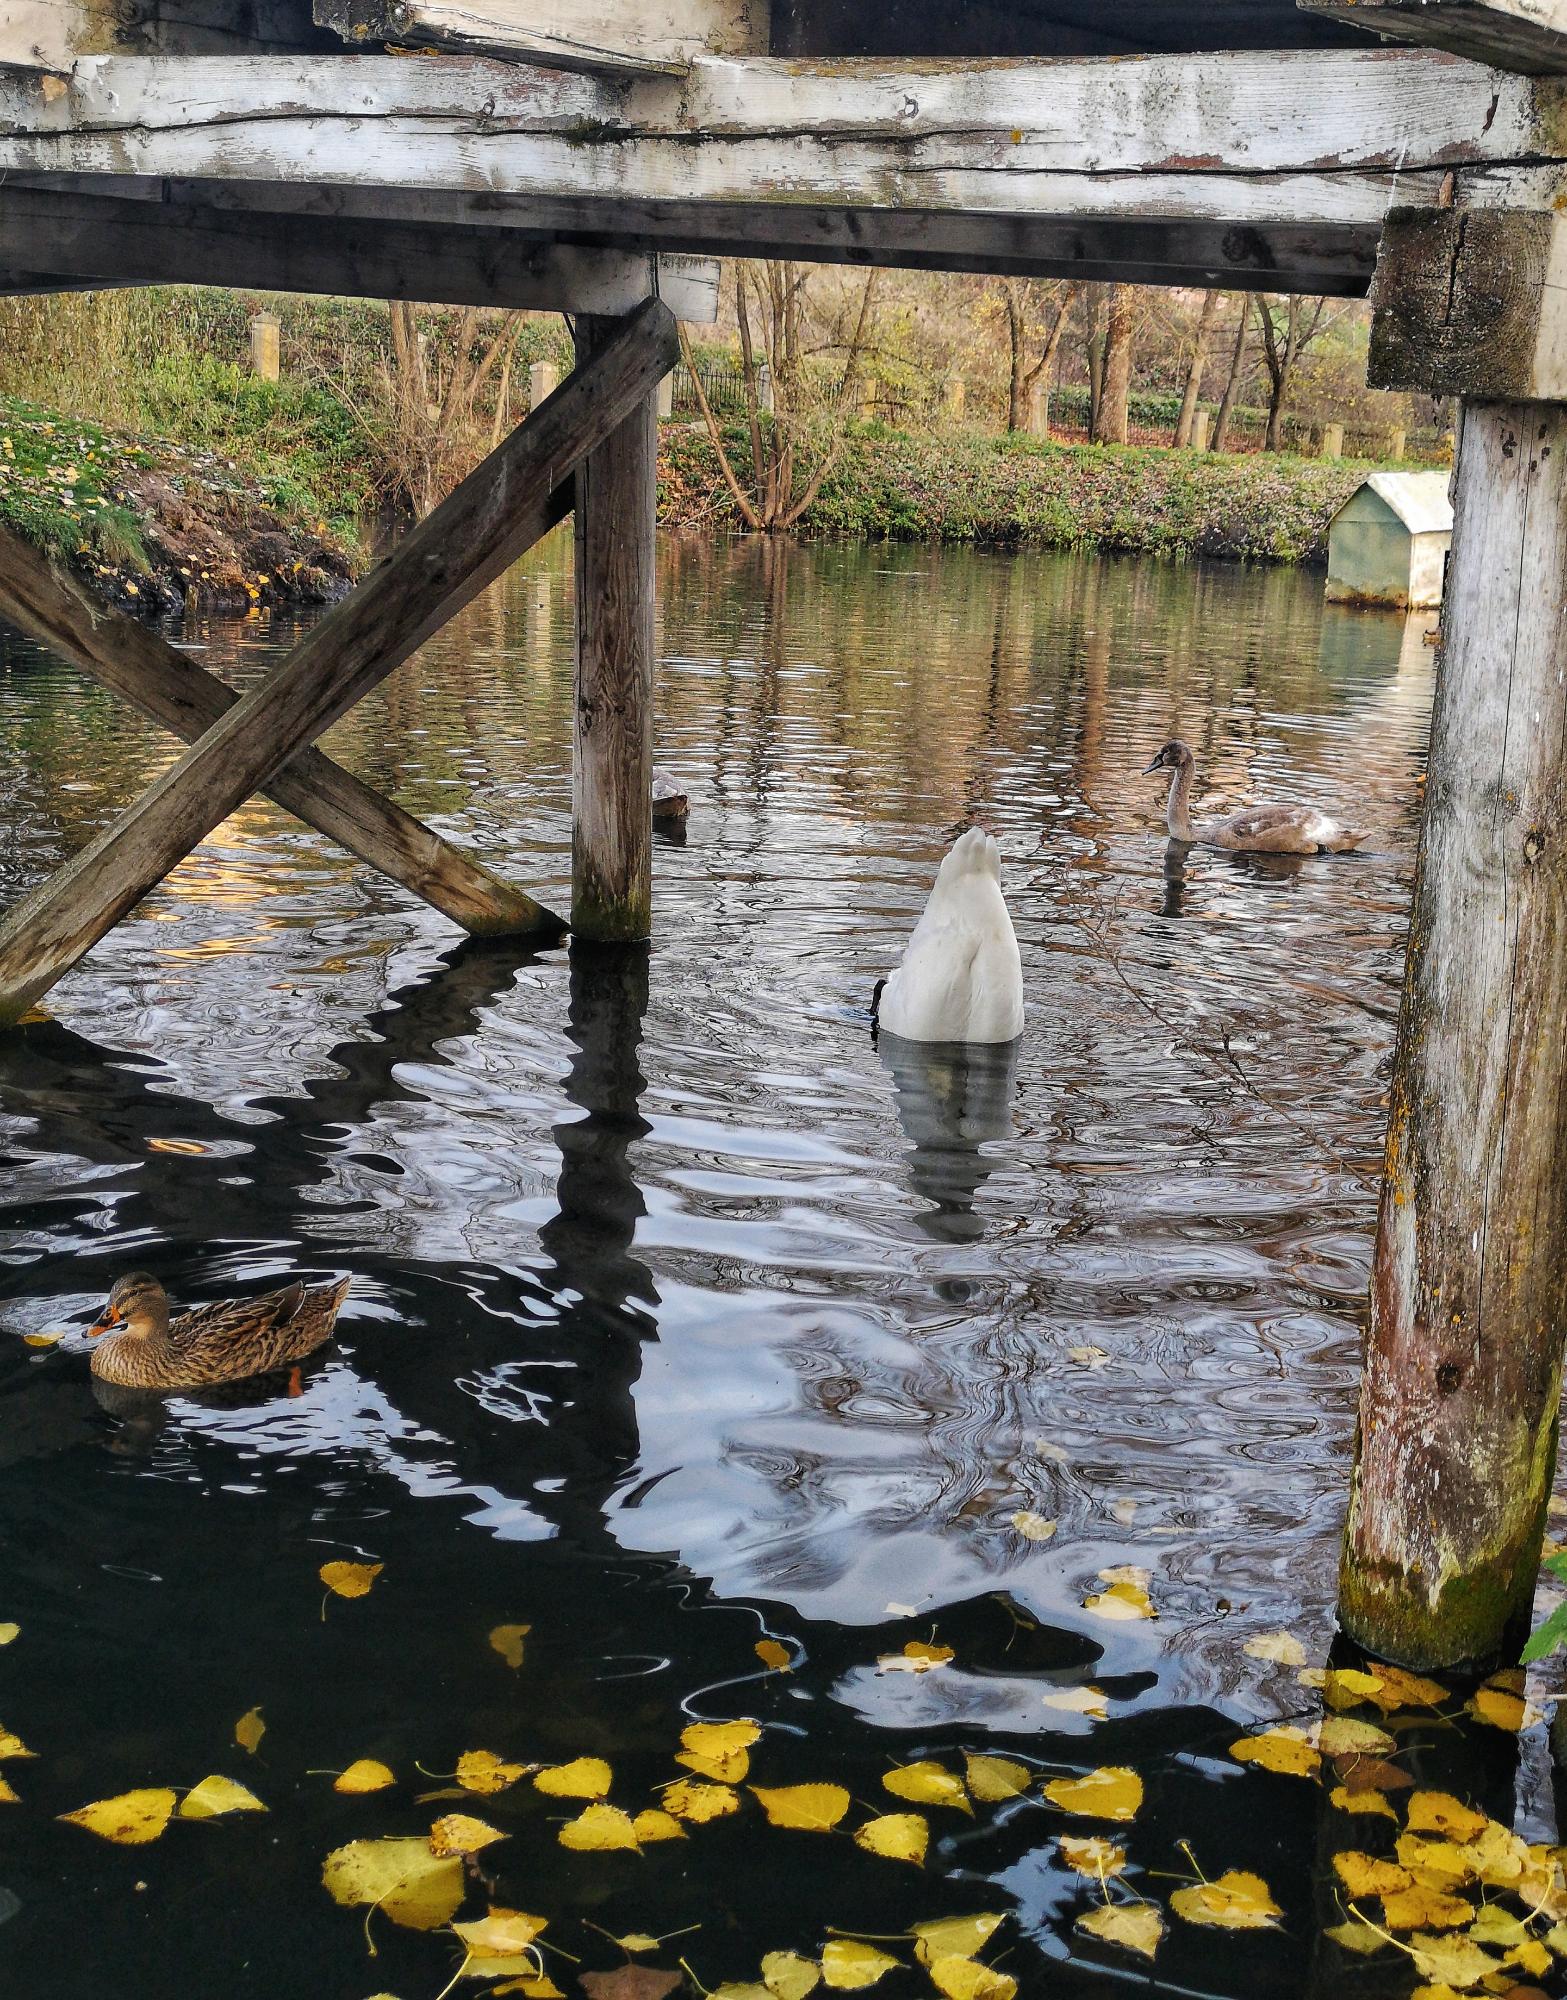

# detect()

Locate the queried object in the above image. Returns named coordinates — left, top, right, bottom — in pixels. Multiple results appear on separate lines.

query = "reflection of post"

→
left=1160, top=838, right=1187, bottom=917
left=880, top=1035, right=1017, bottom=1246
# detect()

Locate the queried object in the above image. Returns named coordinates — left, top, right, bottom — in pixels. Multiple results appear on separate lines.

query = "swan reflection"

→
left=879, top=1033, right=1018, bottom=1246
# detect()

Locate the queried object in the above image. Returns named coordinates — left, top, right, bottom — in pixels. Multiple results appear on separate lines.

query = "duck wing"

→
left=167, top=1281, right=319, bottom=1376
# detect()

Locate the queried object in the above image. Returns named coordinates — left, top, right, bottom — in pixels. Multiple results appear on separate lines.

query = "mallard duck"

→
left=873, top=828, right=1024, bottom=1044
left=652, top=768, right=689, bottom=822
left=1143, top=740, right=1367, bottom=854
left=87, top=1271, right=349, bottom=1389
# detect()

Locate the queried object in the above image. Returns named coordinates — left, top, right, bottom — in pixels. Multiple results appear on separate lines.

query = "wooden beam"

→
left=0, top=296, right=679, bottom=1024
left=314, top=0, right=765, bottom=74
left=571, top=314, right=654, bottom=942
left=1300, top=0, right=1567, bottom=76
left=0, top=518, right=567, bottom=938
left=1339, top=397, right=1567, bottom=1668
left=0, top=186, right=720, bottom=321
left=1, top=0, right=332, bottom=66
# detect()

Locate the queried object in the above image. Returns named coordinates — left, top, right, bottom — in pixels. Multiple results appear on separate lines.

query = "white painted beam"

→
left=1300, top=0, right=1567, bottom=77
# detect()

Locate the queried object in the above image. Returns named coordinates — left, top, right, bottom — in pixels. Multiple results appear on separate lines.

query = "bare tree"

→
left=1174, top=291, right=1222, bottom=448
left=1254, top=294, right=1349, bottom=450
left=999, top=279, right=1080, bottom=432
left=1213, top=299, right=1253, bottom=453
left=377, top=303, right=524, bottom=515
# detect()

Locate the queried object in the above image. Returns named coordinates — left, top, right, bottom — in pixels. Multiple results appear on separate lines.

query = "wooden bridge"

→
left=1, top=0, right=1564, bottom=1678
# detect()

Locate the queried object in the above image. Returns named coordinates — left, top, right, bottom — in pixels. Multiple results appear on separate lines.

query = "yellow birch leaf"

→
left=557, top=1803, right=639, bottom=1852
left=881, top=1761, right=971, bottom=1815
left=1408, top=1933, right=1502, bottom=1989
left=22, top=1332, right=62, bottom=1348
left=965, top=1755, right=1030, bottom=1802
left=0, top=1728, right=35, bottom=1760
left=1333, top=1852, right=1413, bottom=1897
left=0, top=1625, right=17, bottom=1646
left=925, top=1959, right=1017, bottom=2000
left=179, top=1774, right=266, bottom=1818
left=489, top=1624, right=530, bottom=1670
left=1408, top=1988, right=1467, bottom=2000
left=713, top=1986, right=771, bottom=2000
left=321, top=1836, right=463, bottom=1931
left=1318, top=1716, right=1396, bottom=1757
left=1169, top=1870, right=1282, bottom=1929
left=60, top=1787, right=176, bottom=1844
left=490, top=1979, right=562, bottom=1999
left=820, top=1940, right=899, bottom=1989
left=1506, top=1937, right=1553, bottom=1977
left=456, top=1750, right=528, bottom=1795
left=1466, top=1686, right=1528, bottom=1733
left=1406, top=1793, right=1490, bottom=1843
left=662, top=1779, right=739, bottom=1824
left=1382, top=1886, right=1473, bottom=1931
left=1083, top=1580, right=1155, bottom=1622
left=1059, top=1835, right=1125, bottom=1876
left=428, top=1814, right=506, bottom=1857
left=320, top=1560, right=382, bottom=1599
left=1460, top=1820, right=1530, bottom=1888
left=750, top=1782, right=851, bottom=1831
left=451, top=1909, right=547, bottom=1955
left=1040, top=1686, right=1108, bottom=1721
left=1297, top=1666, right=1330, bottom=1689
left=1229, top=1728, right=1321, bottom=1779
left=1076, top=1902, right=1163, bottom=1960
left=1043, top=1766, right=1143, bottom=1822
left=336, top=1759, right=396, bottom=1794
left=533, top=1757, right=611, bottom=1799
left=1396, top=1833, right=1473, bottom=1884
left=756, top=1639, right=792, bottom=1672
left=1323, top=1668, right=1385, bottom=1710
left=1367, top=1665, right=1449, bottom=1713
left=1548, top=1919, right=1567, bottom=1955
left=1011, top=1511, right=1056, bottom=1542
left=678, top=1719, right=760, bottom=1783
left=1325, top=1919, right=1389, bottom=1955
left=912, top=1916, right=1004, bottom=1963
left=1467, top=1907, right=1528, bottom=1948
left=876, top=1641, right=954, bottom=1675
left=762, top=1949, right=821, bottom=1999
left=1330, top=1784, right=1397, bottom=1819
left=616, top=1935, right=660, bottom=1952
left=0, top=1776, right=18, bottom=1803
left=1243, top=1630, right=1307, bottom=1666
left=234, top=1707, right=265, bottom=1755
left=853, top=1812, right=928, bottom=1865
left=632, top=1808, right=686, bottom=1842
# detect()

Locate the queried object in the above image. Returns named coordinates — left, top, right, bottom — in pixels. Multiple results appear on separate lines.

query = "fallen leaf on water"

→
left=1110, top=1497, right=1139, bottom=1525
left=760, top=1951, right=820, bottom=1999
left=1467, top=1686, right=1531, bottom=1733
left=451, top=1909, right=547, bottom=1955
left=881, top=1761, right=971, bottom=1814
left=1333, top=1852, right=1412, bottom=1898
left=1463, top=1820, right=1531, bottom=1888
left=1169, top=1870, right=1281, bottom=1929
left=925, top=1959, right=1017, bottom=2000
left=677, top=1719, right=760, bottom=1784
left=1076, top=1902, right=1163, bottom=1960
left=1323, top=1919, right=1388, bottom=1955
left=631, top=1808, right=686, bottom=1843
left=22, top=1332, right=62, bottom=1349
left=321, top=1835, right=464, bottom=1931
left=1332, top=1753, right=1413, bottom=1795
left=1323, top=1668, right=1385, bottom=1710
left=429, top=1814, right=506, bottom=1858
left=60, top=1788, right=177, bottom=1844
left=1067, top=1346, right=1109, bottom=1368
left=1364, top=1665, right=1449, bottom=1714
left=853, top=1812, right=928, bottom=1865
left=1466, top=1906, right=1529, bottom=1948
left=616, top=1935, right=660, bottom=1953
left=1318, top=1717, right=1396, bottom=1758
left=1330, top=1784, right=1396, bottom=1819
left=1041, top=1686, right=1108, bottom=1721
left=1396, top=1833, right=1473, bottom=1885
left=1059, top=1835, right=1125, bottom=1877
left=558, top=1803, right=640, bottom=1852
left=179, top=1775, right=266, bottom=1819
left=1382, top=1885, right=1474, bottom=1931
left=0, top=1625, right=15, bottom=1646
left=579, top=1971, right=681, bottom=2000
left=661, top=1780, right=738, bottom=1824
left=0, top=1776, right=18, bottom=1803
left=534, top=1756, right=612, bottom=1799
left=1010, top=1511, right=1056, bottom=1542
left=335, top=1759, right=395, bottom=1795
left=1243, top=1630, right=1307, bottom=1667
left=1506, top=1938, right=1553, bottom=1978
left=320, top=1560, right=382, bottom=1599
left=456, top=1750, right=528, bottom=1795
left=756, top=1639, right=792, bottom=1672
left=1406, top=1793, right=1490, bottom=1843
left=876, top=1641, right=953, bottom=1675
left=1229, top=1727, right=1320, bottom=1779
left=0, top=1728, right=35, bottom=1760
left=965, top=1754, right=1030, bottom=1802
left=489, top=1623, right=530, bottom=1670
left=1408, top=1932, right=1502, bottom=1989
left=488, top=1978, right=562, bottom=1999
left=1083, top=1581, right=1154, bottom=1622
left=819, top=1939, right=899, bottom=1989
left=234, top=1707, right=265, bottom=1755
left=751, top=1783, right=850, bottom=1831
left=1043, top=1767, right=1143, bottom=1823
left=712, top=1984, right=770, bottom=1999
left=912, top=1915, right=1005, bottom=1963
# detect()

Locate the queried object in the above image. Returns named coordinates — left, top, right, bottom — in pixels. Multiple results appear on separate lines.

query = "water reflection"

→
left=879, top=1033, right=1018, bottom=1248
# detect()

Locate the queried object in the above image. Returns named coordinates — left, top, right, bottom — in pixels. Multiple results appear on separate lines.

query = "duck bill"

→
left=86, top=1316, right=115, bottom=1339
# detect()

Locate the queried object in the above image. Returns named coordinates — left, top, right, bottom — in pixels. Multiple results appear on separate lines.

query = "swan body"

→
left=1144, top=739, right=1367, bottom=854
left=87, top=1270, right=349, bottom=1388
left=875, top=828, right=1024, bottom=1044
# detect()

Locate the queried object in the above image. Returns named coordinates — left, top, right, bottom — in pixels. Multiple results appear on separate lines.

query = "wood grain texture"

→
left=1340, top=399, right=1567, bottom=1668
left=0, top=297, right=678, bottom=1022
left=571, top=313, right=655, bottom=942
left=1303, top=0, right=1567, bottom=76
left=0, top=519, right=566, bottom=937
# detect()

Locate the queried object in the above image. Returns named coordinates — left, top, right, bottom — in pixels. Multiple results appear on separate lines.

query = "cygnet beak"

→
left=1141, top=756, right=1164, bottom=776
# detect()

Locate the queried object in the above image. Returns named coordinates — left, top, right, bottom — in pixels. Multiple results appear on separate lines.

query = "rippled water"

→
left=1, top=536, right=1547, bottom=1999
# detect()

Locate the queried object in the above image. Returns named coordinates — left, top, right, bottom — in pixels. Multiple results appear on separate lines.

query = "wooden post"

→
left=249, top=310, right=281, bottom=381
left=1321, top=420, right=1344, bottom=459
left=1190, top=408, right=1211, bottom=452
left=571, top=313, right=658, bottom=942
left=529, top=360, right=559, bottom=410
left=1388, top=425, right=1408, bottom=460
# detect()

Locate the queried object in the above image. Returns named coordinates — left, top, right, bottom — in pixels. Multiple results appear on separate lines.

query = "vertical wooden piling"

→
left=1339, top=398, right=1567, bottom=1669
left=571, top=312, right=658, bottom=943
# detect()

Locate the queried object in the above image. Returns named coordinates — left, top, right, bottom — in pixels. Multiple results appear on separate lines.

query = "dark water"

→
left=0, top=538, right=1554, bottom=1999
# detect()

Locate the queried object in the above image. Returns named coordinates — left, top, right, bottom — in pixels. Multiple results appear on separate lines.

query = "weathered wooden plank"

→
left=0, top=0, right=332, bottom=66
left=571, top=314, right=654, bottom=942
left=1301, top=0, right=1567, bottom=76
left=1339, top=398, right=1567, bottom=1669
left=314, top=0, right=764, bottom=73
left=0, top=185, right=720, bottom=321
left=0, top=519, right=566, bottom=937
left=0, top=297, right=678, bottom=1023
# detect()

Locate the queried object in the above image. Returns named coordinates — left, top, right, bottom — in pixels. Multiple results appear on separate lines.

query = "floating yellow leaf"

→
left=321, top=1835, right=464, bottom=1931
left=451, top=1909, right=547, bottom=1956
left=534, top=1757, right=612, bottom=1799
left=1243, top=1630, right=1307, bottom=1666
left=0, top=1727, right=34, bottom=1760
left=762, top=1951, right=821, bottom=2000
left=335, top=1759, right=395, bottom=1795
left=1330, top=1784, right=1396, bottom=1819
left=1406, top=1793, right=1489, bottom=1843
left=457, top=1750, right=528, bottom=1795
left=756, top=1639, right=792, bottom=1672
left=632, top=1808, right=686, bottom=1843
left=965, top=1754, right=1030, bottom=1802
left=1229, top=1727, right=1320, bottom=1779
left=713, top=1986, right=771, bottom=2000
left=1077, top=1903, right=1163, bottom=1960
left=22, top=1332, right=62, bottom=1348
left=820, top=1939, right=898, bottom=1989
left=1382, top=1886, right=1473, bottom=1932
left=1366, top=1665, right=1449, bottom=1713
left=1333, top=1853, right=1412, bottom=1897
left=489, top=1979, right=562, bottom=1999
left=876, top=1641, right=953, bottom=1675
left=320, top=1560, right=383, bottom=1599
left=489, top=1623, right=530, bottom=1670
left=854, top=1812, right=928, bottom=1865
left=179, top=1774, right=266, bottom=1819
left=0, top=1776, right=18, bottom=1804
left=1318, top=1716, right=1396, bottom=1757
left=1083, top=1581, right=1154, bottom=1622
left=882, top=1762, right=971, bottom=1815
left=1067, top=1346, right=1109, bottom=1368
left=0, top=1624, right=18, bottom=1646
left=1170, top=1870, right=1281, bottom=1929
left=1466, top=1686, right=1528, bottom=1732
left=429, top=1814, right=506, bottom=1857
left=1466, top=1906, right=1528, bottom=1948
left=234, top=1707, right=265, bottom=1755
left=750, top=1783, right=851, bottom=1831
left=557, top=1803, right=639, bottom=1852
left=1506, top=1936, right=1552, bottom=1977
left=1010, top=1512, right=1056, bottom=1542
left=616, top=1935, right=660, bottom=1953
left=662, top=1779, right=739, bottom=1824
left=1462, top=1820, right=1530, bottom=1887
left=1408, top=1933, right=1502, bottom=1989
left=1040, top=1686, right=1108, bottom=1721
left=1323, top=1668, right=1385, bottom=1710
left=60, top=1787, right=176, bottom=1844
left=912, top=1916, right=1004, bottom=1963
left=678, top=1719, right=760, bottom=1784
left=1059, top=1835, right=1125, bottom=1877
left=1324, top=1919, right=1388, bottom=1955
left=1043, top=1767, right=1143, bottom=1823
left=1395, top=1833, right=1473, bottom=1885
left=925, top=1960, right=1017, bottom=2000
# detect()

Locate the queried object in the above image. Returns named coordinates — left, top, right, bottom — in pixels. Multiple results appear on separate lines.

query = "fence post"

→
left=656, top=375, right=674, bottom=420
left=756, top=363, right=775, bottom=415
left=1322, top=422, right=1345, bottom=460
left=1388, top=426, right=1408, bottom=461
left=529, top=360, right=560, bottom=411
left=249, top=311, right=281, bottom=382
left=1190, top=409, right=1211, bottom=452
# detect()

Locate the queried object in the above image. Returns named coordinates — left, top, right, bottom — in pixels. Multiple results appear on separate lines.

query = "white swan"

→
left=874, top=828, right=1024, bottom=1044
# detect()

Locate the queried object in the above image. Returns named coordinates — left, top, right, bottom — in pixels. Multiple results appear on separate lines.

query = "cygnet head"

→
left=936, top=826, right=1002, bottom=886
left=1142, top=739, right=1195, bottom=777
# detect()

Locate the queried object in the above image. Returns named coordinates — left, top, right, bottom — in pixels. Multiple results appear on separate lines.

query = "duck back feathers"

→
left=877, top=828, right=1024, bottom=1045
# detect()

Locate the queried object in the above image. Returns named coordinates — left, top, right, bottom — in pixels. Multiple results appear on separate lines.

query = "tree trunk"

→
left=1174, top=291, right=1221, bottom=448
left=1004, top=281, right=1027, bottom=432
left=1085, top=291, right=1105, bottom=438
left=1093, top=285, right=1132, bottom=446
left=1213, top=304, right=1251, bottom=453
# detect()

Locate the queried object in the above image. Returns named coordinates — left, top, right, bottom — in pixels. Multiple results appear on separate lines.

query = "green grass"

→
left=0, top=398, right=152, bottom=570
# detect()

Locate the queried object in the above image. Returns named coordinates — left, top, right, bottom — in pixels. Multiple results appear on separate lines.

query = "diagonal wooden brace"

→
left=0, top=516, right=568, bottom=939
left=0, top=295, right=678, bottom=1024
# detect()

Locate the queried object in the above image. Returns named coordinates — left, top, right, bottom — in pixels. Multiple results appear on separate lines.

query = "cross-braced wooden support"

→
left=0, top=295, right=679, bottom=1025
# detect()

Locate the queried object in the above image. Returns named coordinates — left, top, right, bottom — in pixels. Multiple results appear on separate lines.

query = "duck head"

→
left=88, top=1271, right=171, bottom=1341
left=1142, top=739, right=1195, bottom=777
